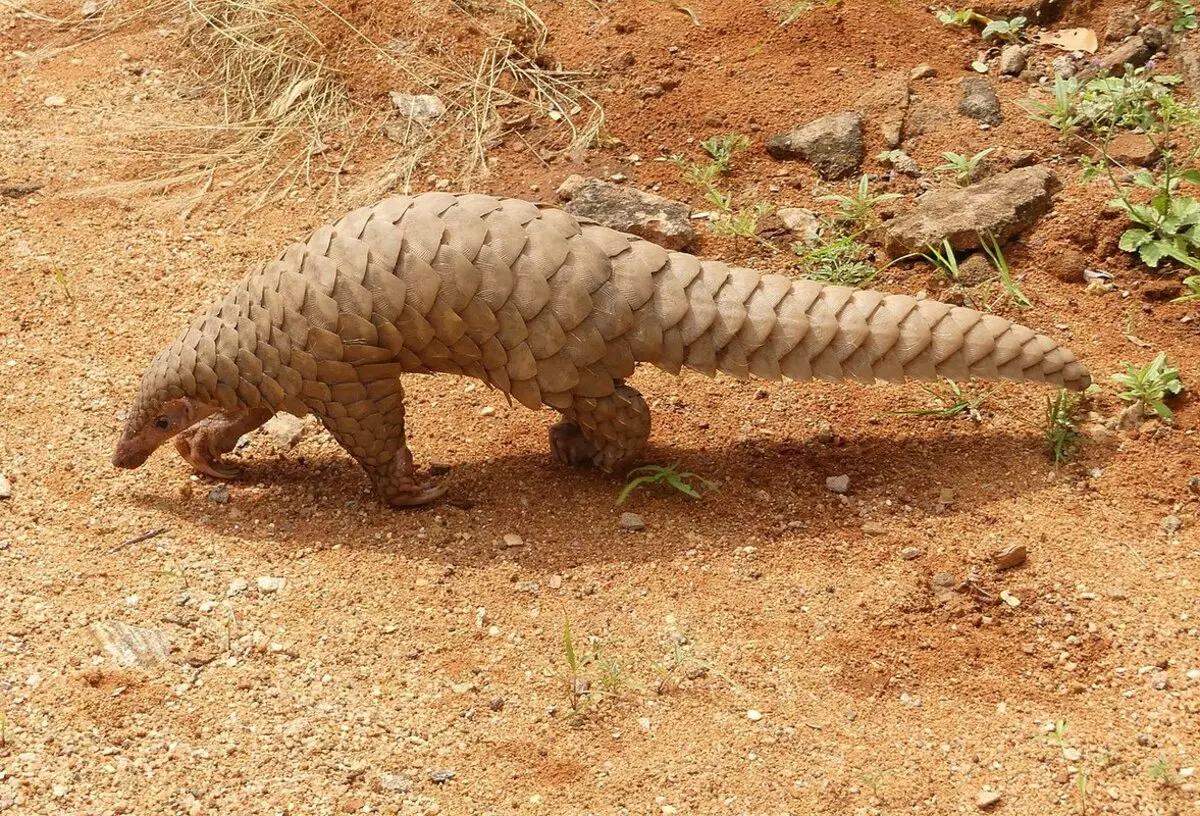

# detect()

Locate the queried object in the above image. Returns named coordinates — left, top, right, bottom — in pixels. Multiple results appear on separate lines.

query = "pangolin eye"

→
left=154, top=416, right=171, bottom=430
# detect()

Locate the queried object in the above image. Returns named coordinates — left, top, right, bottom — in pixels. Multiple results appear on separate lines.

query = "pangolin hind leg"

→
left=549, top=383, right=652, bottom=473
left=311, top=377, right=445, bottom=508
left=174, top=405, right=275, bottom=479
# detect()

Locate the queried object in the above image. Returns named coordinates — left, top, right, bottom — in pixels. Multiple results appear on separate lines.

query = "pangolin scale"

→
left=112, top=192, right=1091, bottom=507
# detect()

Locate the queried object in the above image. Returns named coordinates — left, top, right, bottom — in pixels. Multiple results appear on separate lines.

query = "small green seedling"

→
left=981, top=234, right=1032, bottom=309
left=792, top=231, right=878, bottom=287
left=922, top=239, right=962, bottom=283
left=1149, top=757, right=1181, bottom=786
left=935, top=7, right=986, bottom=26
left=1173, top=275, right=1200, bottom=302
left=982, top=15, right=1026, bottom=41
left=817, top=175, right=902, bottom=232
left=895, top=379, right=994, bottom=422
left=710, top=200, right=775, bottom=243
left=1041, top=719, right=1070, bottom=747
left=1022, top=75, right=1081, bottom=136
left=700, top=133, right=749, bottom=172
left=934, top=148, right=993, bottom=186
left=1112, top=352, right=1184, bottom=421
left=1045, top=388, right=1081, bottom=464
left=1150, top=0, right=1198, bottom=31
left=617, top=464, right=714, bottom=505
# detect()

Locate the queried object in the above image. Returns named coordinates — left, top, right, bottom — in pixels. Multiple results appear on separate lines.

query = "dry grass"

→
left=8, top=0, right=606, bottom=216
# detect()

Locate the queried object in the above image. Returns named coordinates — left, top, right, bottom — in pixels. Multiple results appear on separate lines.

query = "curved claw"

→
left=174, top=433, right=240, bottom=480
left=383, top=480, right=448, bottom=508
left=549, top=422, right=600, bottom=468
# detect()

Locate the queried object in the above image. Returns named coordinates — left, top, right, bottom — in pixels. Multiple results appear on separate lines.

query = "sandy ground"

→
left=1, top=1, right=1199, bottom=814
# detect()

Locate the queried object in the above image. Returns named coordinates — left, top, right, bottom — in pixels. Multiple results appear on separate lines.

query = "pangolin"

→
left=112, top=192, right=1091, bottom=507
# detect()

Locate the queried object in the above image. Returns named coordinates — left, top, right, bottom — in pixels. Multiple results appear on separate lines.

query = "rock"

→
left=746, top=708, right=763, bottom=721
left=488, top=695, right=506, bottom=711
left=502, top=533, right=524, bottom=548
left=825, top=474, right=851, bottom=494
left=635, top=84, right=665, bottom=99
left=900, top=546, right=923, bottom=560
left=861, top=521, right=888, bottom=535
left=1150, top=671, right=1169, bottom=690
left=973, top=0, right=1064, bottom=23
left=1105, top=7, right=1139, bottom=41
left=766, top=112, right=865, bottom=180
left=81, top=1, right=100, bottom=17
left=0, top=183, right=42, bottom=199
left=991, top=146, right=1037, bottom=169
left=1078, top=36, right=1155, bottom=83
left=43, top=95, right=66, bottom=107
left=227, top=578, right=248, bottom=597
left=389, top=92, right=446, bottom=123
left=1000, top=45, right=1028, bottom=76
left=208, top=484, right=230, bottom=504
left=619, top=512, right=646, bottom=532
left=1162, top=515, right=1182, bottom=535
left=879, top=149, right=920, bottom=176
left=1170, top=28, right=1200, bottom=99
left=1107, top=132, right=1160, bottom=167
left=560, top=177, right=694, bottom=250
left=957, top=253, right=996, bottom=287
left=1047, top=247, right=1089, bottom=283
left=776, top=207, right=822, bottom=241
left=958, top=77, right=1002, bottom=126
left=884, top=165, right=1060, bottom=255
left=977, top=790, right=1003, bottom=810
left=513, top=581, right=540, bottom=595
left=262, top=414, right=304, bottom=450
left=1188, top=475, right=1200, bottom=495
left=377, top=773, right=411, bottom=792
left=1063, top=747, right=1082, bottom=761
left=429, top=770, right=455, bottom=784
left=903, top=101, right=950, bottom=141
left=89, top=621, right=172, bottom=667
left=856, top=72, right=909, bottom=149
left=256, top=576, right=286, bottom=593
left=0, top=474, right=10, bottom=500
left=910, top=63, right=937, bottom=81
left=932, top=573, right=957, bottom=602
left=1052, top=54, right=1078, bottom=78
left=1187, top=668, right=1200, bottom=682
left=993, top=543, right=1028, bottom=570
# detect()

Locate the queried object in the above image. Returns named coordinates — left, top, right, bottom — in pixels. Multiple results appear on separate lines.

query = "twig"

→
left=110, top=527, right=169, bottom=553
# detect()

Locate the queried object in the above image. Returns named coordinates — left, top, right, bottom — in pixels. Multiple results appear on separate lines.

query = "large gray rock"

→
left=959, top=77, right=1002, bottom=126
left=884, top=165, right=1060, bottom=255
left=557, top=176, right=694, bottom=250
left=1077, top=34, right=1158, bottom=82
left=765, top=112, right=865, bottom=180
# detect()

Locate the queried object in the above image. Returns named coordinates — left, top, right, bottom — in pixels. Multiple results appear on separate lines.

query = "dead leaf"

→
left=1032, top=28, right=1099, bottom=54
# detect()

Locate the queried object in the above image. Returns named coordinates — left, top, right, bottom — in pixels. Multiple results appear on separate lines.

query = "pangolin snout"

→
left=111, top=440, right=149, bottom=470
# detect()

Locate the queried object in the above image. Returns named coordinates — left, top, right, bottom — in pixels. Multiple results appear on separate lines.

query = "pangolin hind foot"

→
left=112, top=192, right=1092, bottom=509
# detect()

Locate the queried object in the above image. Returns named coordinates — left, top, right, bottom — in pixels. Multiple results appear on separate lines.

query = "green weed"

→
left=982, top=15, right=1026, bottom=42
left=922, top=239, right=962, bottom=283
left=1112, top=167, right=1200, bottom=270
left=934, top=148, right=993, bottom=186
left=1042, top=719, right=1070, bottom=747
left=1149, top=757, right=1181, bottom=785
left=1045, top=388, right=1081, bottom=464
left=1173, top=274, right=1200, bottom=302
left=981, top=234, right=1032, bottom=309
left=1150, top=0, right=1198, bottom=31
left=895, top=379, right=995, bottom=422
left=817, top=175, right=902, bottom=232
left=778, top=0, right=842, bottom=26
left=1112, top=352, right=1184, bottom=421
left=935, top=7, right=987, bottom=26
left=617, top=464, right=714, bottom=505
left=792, top=231, right=878, bottom=287
left=1022, top=75, right=1081, bottom=136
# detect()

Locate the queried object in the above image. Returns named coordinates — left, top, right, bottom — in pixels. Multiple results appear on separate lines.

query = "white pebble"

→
left=256, top=576, right=286, bottom=593
left=746, top=709, right=763, bottom=721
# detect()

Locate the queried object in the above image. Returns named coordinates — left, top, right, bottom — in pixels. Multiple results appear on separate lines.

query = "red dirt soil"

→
left=1, top=1, right=1199, bottom=814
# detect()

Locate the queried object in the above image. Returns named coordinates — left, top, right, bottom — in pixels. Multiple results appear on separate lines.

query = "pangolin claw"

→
left=174, top=434, right=240, bottom=480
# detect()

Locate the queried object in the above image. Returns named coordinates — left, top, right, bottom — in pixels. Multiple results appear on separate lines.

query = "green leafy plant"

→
left=561, top=616, right=631, bottom=714
left=1173, top=274, right=1200, bottom=302
left=895, top=379, right=995, bottom=422
left=1045, top=388, right=1081, bottom=464
left=1112, top=352, right=1184, bottom=420
left=710, top=199, right=775, bottom=242
left=700, top=133, right=749, bottom=171
left=981, top=234, right=1032, bottom=308
left=1042, top=719, right=1070, bottom=747
left=935, top=7, right=986, bottom=26
left=792, top=231, right=878, bottom=286
left=1149, top=757, right=1181, bottom=785
left=982, top=15, right=1026, bottom=41
left=1112, top=167, right=1200, bottom=270
left=1151, top=0, right=1198, bottom=31
left=1021, top=75, right=1080, bottom=136
left=1076, top=70, right=1184, bottom=134
left=617, top=464, right=714, bottom=505
left=817, top=175, right=902, bottom=232
left=934, top=148, right=993, bottom=186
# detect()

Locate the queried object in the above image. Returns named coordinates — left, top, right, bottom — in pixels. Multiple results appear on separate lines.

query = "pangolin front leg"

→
left=311, top=377, right=445, bottom=508
left=550, top=384, right=652, bottom=473
left=174, top=405, right=274, bottom=479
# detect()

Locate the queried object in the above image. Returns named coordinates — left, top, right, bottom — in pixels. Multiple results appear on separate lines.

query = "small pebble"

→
left=488, top=696, right=505, bottom=711
left=502, top=533, right=524, bottom=548
left=619, top=512, right=646, bottom=532
left=1187, top=474, right=1200, bottom=495
left=227, top=578, right=248, bottom=597
left=746, top=709, right=763, bottom=721
left=861, top=521, right=887, bottom=535
left=825, top=474, right=850, bottom=494
left=256, top=576, right=286, bottom=593
left=548, top=574, right=563, bottom=590
left=1186, top=669, right=1200, bottom=682
left=900, top=546, right=922, bottom=560
left=977, top=790, right=1002, bottom=810
left=1161, top=515, right=1182, bottom=535
left=44, top=95, right=67, bottom=107
left=1150, top=671, right=1169, bottom=691
left=480, top=406, right=495, bottom=416
left=208, top=484, right=230, bottom=504
left=1063, top=747, right=1082, bottom=761
left=429, top=770, right=455, bottom=784
left=0, top=473, right=10, bottom=499
left=992, top=543, right=1027, bottom=570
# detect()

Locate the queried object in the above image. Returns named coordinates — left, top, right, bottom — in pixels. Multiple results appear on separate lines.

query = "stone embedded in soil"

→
left=932, top=573, right=957, bottom=602
left=0, top=183, right=42, bottom=199
left=1105, top=6, right=1140, bottom=41
left=958, top=77, right=1002, bottom=126
left=883, top=165, right=1060, bottom=255
left=1052, top=54, right=1078, bottom=79
left=973, top=0, right=1064, bottom=23
left=1107, top=132, right=1160, bottom=167
left=429, top=770, right=455, bottom=784
left=900, top=546, right=923, bottom=560
left=227, top=578, right=248, bottom=597
left=977, top=790, right=1003, bottom=810
left=1162, top=515, right=1182, bottom=535
left=855, top=72, right=909, bottom=149
left=502, top=533, right=524, bottom=548
left=957, top=254, right=995, bottom=287
left=1170, top=29, right=1200, bottom=99
left=909, top=63, right=937, bottom=81
left=1188, top=475, right=1200, bottom=495
left=879, top=150, right=920, bottom=177
left=1000, top=45, right=1028, bottom=76
left=1047, top=247, right=1089, bottom=283
left=256, top=576, right=286, bottom=593
left=44, top=95, right=66, bottom=107
left=0, top=473, right=10, bottom=499
left=746, top=709, right=763, bottom=721
left=1078, top=35, right=1156, bottom=83
left=993, top=543, right=1028, bottom=570
left=558, top=176, right=695, bottom=250
left=89, top=621, right=172, bottom=668
left=903, top=101, right=950, bottom=142
left=825, top=474, right=850, bottom=494
left=389, top=92, right=446, bottom=124
left=619, top=512, right=646, bottom=532
left=765, top=112, right=865, bottom=180
left=208, top=484, right=230, bottom=504
left=261, top=414, right=304, bottom=450
left=776, top=207, right=822, bottom=241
